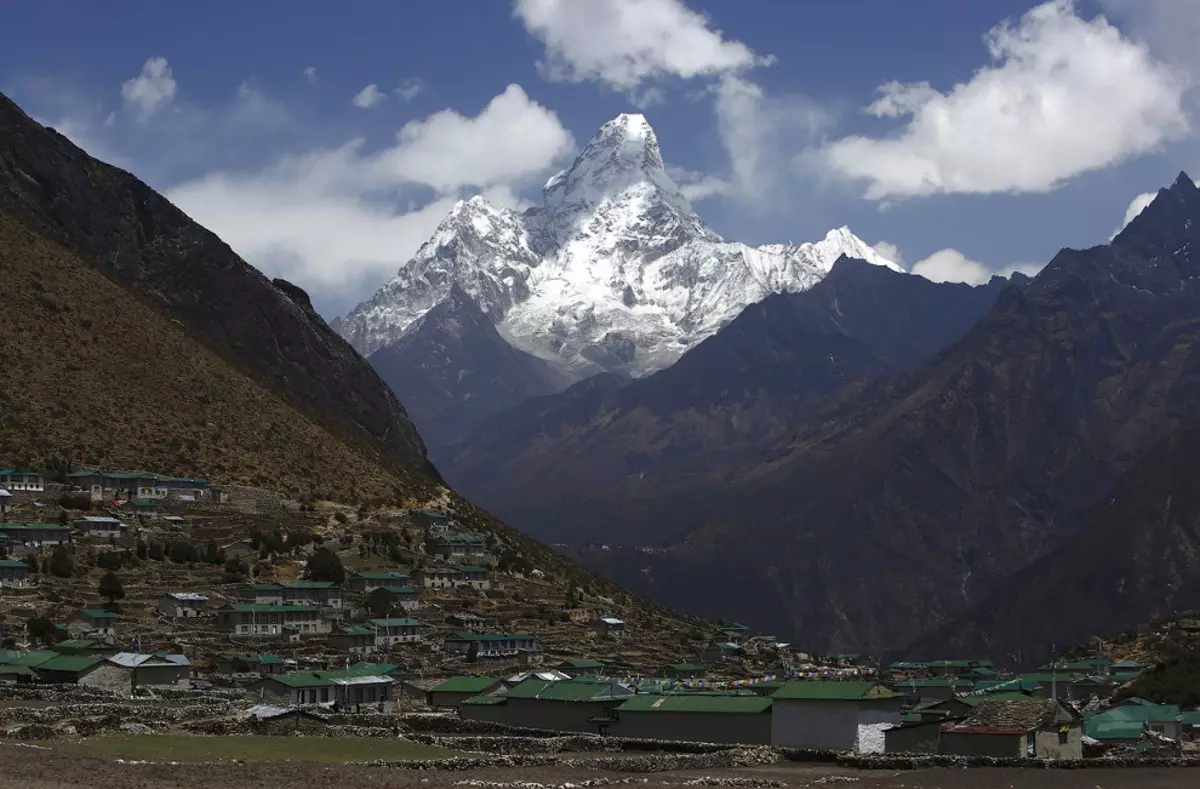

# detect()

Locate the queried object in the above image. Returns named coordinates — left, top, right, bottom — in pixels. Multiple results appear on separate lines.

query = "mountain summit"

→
left=337, top=114, right=899, bottom=378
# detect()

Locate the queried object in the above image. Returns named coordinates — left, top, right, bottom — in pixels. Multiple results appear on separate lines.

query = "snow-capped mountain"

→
left=337, top=113, right=900, bottom=377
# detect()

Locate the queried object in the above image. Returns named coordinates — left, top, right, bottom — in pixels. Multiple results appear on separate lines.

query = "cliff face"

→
left=0, top=93, right=433, bottom=479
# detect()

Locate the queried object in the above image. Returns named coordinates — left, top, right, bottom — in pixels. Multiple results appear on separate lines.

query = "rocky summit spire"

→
left=539, top=113, right=697, bottom=244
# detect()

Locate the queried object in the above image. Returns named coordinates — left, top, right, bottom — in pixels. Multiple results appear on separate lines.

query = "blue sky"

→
left=4, top=0, right=1199, bottom=317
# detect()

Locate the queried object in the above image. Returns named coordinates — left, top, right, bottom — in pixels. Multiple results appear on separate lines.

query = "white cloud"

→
left=514, top=0, right=769, bottom=92
left=824, top=0, right=1190, bottom=200
left=121, top=57, right=176, bottom=120
left=910, top=248, right=1042, bottom=285
left=351, top=84, right=385, bottom=109
left=871, top=241, right=904, bottom=266
left=374, top=84, right=573, bottom=193
left=303, top=66, right=317, bottom=85
left=666, top=166, right=729, bottom=203
left=713, top=75, right=830, bottom=200
left=166, top=84, right=572, bottom=309
left=394, top=78, right=425, bottom=102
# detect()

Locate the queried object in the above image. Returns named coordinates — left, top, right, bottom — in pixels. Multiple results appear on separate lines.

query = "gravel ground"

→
left=1, top=744, right=1198, bottom=789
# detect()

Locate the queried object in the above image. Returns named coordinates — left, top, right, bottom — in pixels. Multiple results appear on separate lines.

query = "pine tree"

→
left=98, top=571, right=125, bottom=604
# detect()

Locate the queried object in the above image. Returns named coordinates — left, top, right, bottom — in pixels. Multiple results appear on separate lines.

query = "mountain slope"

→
left=0, top=93, right=431, bottom=479
left=368, top=285, right=570, bottom=457
left=567, top=172, right=1200, bottom=652
left=441, top=258, right=1014, bottom=544
left=450, top=174, right=1200, bottom=653
left=910, top=418, right=1200, bottom=665
left=337, top=113, right=899, bottom=379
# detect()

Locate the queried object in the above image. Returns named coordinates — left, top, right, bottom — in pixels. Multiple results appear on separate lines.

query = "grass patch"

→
left=56, top=734, right=461, bottom=763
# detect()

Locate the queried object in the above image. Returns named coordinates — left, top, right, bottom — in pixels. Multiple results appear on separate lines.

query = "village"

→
left=1, top=466, right=1200, bottom=769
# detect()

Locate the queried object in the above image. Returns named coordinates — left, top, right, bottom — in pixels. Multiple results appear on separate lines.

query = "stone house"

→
left=33, top=654, right=130, bottom=691
left=0, top=522, right=71, bottom=546
left=347, top=571, right=411, bottom=593
left=426, top=675, right=504, bottom=708
left=560, top=658, right=605, bottom=676
left=214, top=653, right=286, bottom=676
left=605, top=694, right=773, bottom=744
left=67, top=470, right=211, bottom=502
left=444, top=631, right=537, bottom=659
left=461, top=678, right=633, bottom=733
left=369, top=617, right=424, bottom=646
left=260, top=668, right=396, bottom=710
left=720, top=623, right=749, bottom=645
left=67, top=609, right=118, bottom=638
left=893, top=677, right=975, bottom=702
left=704, top=642, right=741, bottom=663
left=454, top=565, right=491, bottom=590
left=0, top=559, right=29, bottom=588
left=770, top=680, right=905, bottom=752
left=415, top=567, right=460, bottom=589
left=157, top=592, right=211, bottom=619
left=431, top=534, right=487, bottom=562
left=940, top=698, right=1082, bottom=759
left=244, top=582, right=343, bottom=609
left=0, top=470, right=44, bottom=492
left=328, top=626, right=377, bottom=655
left=73, top=516, right=130, bottom=539
left=663, top=663, right=706, bottom=680
left=885, top=716, right=951, bottom=754
left=216, top=604, right=328, bottom=636
left=372, top=585, right=421, bottom=612
left=108, top=652, right=192, bottom=688
left=593, top=616, right=626, bottom=639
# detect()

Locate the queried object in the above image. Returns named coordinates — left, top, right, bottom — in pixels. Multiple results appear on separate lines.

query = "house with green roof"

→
left=67, top=470, right=210, bottom=502
left=662, top=663, right=706, bottom=680
left=460, top=678, right=633, bottom=733
left=414, top=566, right=461, bottom=589
left=607, top=693, right=774, bottom=744
left=51, top=639, right=105, bottom=656
left=245, top=581, right=343, bottom=609
left=559, top=658, right=605, bottom=676
left=431, top=533, right=488, bottom=562
left=372, top=585, right=421, bottom=612
left=444, top=631, right=537, bottom=659
left=0, top=470, right=44, bottom=492
left=33, top=654, right=129, bottom=689
left=347, top=571, right=411, bottom=594
left=427, top=675, right=504, bottom=708
left=260, top=666, right=396, bottom=710
left=926, top=659, right=994, bottom=678
left=66, top=609, right=117, bottom=639
left=216, top=603, right=328, bottom=636
left=328, top=625, right=378, bottom=655
left=1111, top=660, right=1148, bottom=677
left=770, top=680, right=905, bottom=751
left=703, top=641, right=741, bottom=663
left=368, top=617, right=424, bottom=646
left=0, top=558, right=29, bottom=587
left=0, top=522, right=72, bottom=546
left=891, top=677, right=975, bottom=702
left=1085, top=702, right=1182, bottom=743
left=455, top=565, right=491, bottom=590
left=214, top=653, right=286, bottom=676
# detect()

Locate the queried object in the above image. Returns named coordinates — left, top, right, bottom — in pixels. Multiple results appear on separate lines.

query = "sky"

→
left=4, top=0, right=1200, bottom=318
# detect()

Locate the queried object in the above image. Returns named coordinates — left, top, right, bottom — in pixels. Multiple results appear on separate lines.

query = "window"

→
left=320, top=687, right=329, bottom=703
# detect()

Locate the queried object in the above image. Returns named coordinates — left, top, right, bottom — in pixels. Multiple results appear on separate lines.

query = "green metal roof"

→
left=353, top=572, right=410, bottom=580
left=225, top=603, right=319, bottom=613
left=271, top=668, right=394, bottom=688
left=281, top=581, right=338, bottom=589
left=249, top=584, right=283, bottom=591
left=53, top=639, right=100, bottom=649
left=0, top=522, right=70, bottom=531
left=895, top=678, right=973, bottom=688
left=429, top=676, right=501, bottom=693
left=462, top=694, right=506, bottom=706
left=36, top=655, right=103, bottom=673
left=77, top=609, right=116, bottom=619
left=335, top=626, right=374, bottom=636
left=773, top=680, right=901, bottom=701
left=344, top=662, right=400, bottom=676
left=454, top=565, right=489, bottom=573
left=380, top=586, right=418, bottom=595
left=446, top=631, right=534, bottom=642
left=505, top=679, right=628, bottom=702
left=12, top=651, right=59, bottom=667
left=368, top=618, right=423, bottom=627
left=562, top=659, right=605, bottom=668
left=0, top=560, right=28, bottom=568
left=0, top=665, right=35, bottom=677
left=618, top=695, right=771, bottom=714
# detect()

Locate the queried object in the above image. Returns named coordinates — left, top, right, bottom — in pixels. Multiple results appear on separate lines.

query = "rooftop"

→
left=429, top=676, right=501, bottom=693
left=773, top=680, right=901, bottom=701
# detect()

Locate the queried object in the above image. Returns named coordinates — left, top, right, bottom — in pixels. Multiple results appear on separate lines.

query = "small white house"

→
left=594, top=616, right=626, bottom=639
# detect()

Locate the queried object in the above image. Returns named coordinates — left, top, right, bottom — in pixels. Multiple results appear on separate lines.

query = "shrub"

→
left=47, top=545, right=74, bottom=578
left=305, top=547, right=344, bottom=583
left=96, top=551, right=124, bottom=571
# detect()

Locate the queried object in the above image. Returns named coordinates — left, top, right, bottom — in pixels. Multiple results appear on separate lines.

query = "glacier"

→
left=337, top=113, right=900, bottom=378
